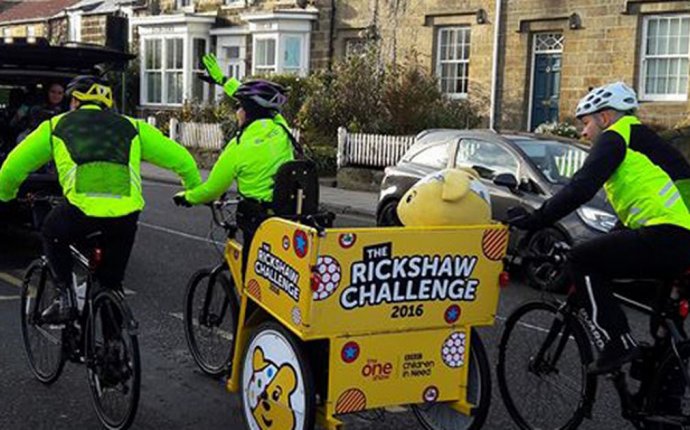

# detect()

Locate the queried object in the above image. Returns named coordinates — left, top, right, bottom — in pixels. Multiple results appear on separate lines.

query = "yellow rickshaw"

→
left=183, top=161, right=509, bottom=430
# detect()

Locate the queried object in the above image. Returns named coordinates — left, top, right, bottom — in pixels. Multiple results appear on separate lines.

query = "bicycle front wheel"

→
left=497, top=301, right=597, bottom=430
left=85, top=289, right=140, bottom=430
left=20, top=259, right=65, bottom=384
left=184, top=268, right=238, bottom=377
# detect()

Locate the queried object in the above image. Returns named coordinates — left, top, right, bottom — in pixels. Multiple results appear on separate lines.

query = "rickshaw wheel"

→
left=412, top=329, right=491, bottom=430
left=240, top=321, right=316, bottom=430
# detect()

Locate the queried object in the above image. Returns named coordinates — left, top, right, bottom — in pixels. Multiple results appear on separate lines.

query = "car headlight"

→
left=576, top=206, right=617, bottom=233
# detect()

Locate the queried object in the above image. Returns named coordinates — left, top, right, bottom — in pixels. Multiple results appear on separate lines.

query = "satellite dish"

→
left=296, top=0, right=308, bottom=8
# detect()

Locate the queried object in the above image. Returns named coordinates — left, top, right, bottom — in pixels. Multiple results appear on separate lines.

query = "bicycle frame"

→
left=538, top=281, right=690, bottom=426
left=198, top=261, right=232, bottom=328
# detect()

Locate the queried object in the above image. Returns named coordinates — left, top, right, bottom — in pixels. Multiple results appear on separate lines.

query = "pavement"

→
left=141, top=162, right=379, bottom=218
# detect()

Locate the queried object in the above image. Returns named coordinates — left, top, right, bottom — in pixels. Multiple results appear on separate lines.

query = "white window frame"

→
left=68, top=11, right=82, bottom=42
left=225, top=45, right=245, bottom=79
left=435, top=26, right=471, bottom=99
left=142, top=36, right=188, bottom=106
left=254, top=35, right=278, bottom=74
left=251, top=32, right=309, bottom=76
left=143, top=38, right=163, bottom=104
left=639, top=14, right=690, bottom=102
left=191, top=37, right=209, bottom=102
left=282, top=34, right=304, bottom=74
left=133, top=15, right=215, bottom=107
left=165, top=38, right=185, bottom=105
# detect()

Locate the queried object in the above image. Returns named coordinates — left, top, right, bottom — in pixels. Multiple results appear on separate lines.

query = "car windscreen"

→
left=512, top=138, right=588, bottom=185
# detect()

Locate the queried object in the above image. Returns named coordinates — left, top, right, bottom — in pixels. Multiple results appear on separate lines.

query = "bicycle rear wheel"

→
left=645, top=342, right=690, bottom=429
left=184, top=268, right=238, bottom=377
left=20, top=259, right=65, bottom=384
left=497, top=301, right=597, bottom=430
left=85, top=289, right=140, bottom=430
left=413, top=328, right=491, bottom=430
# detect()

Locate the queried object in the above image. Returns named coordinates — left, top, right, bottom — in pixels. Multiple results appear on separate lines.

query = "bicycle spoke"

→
left=498, top=303, right=592, bottom=430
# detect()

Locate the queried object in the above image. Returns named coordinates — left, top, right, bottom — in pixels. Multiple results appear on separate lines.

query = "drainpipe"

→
left=489, top=0, right=502, bottom=131
left=327, top=0, right=336, bottom=71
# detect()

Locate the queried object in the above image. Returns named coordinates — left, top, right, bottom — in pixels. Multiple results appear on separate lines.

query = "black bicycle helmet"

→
left=65, top=75, right=113, bottom=108
left=233, top=79, right=288, bottom=110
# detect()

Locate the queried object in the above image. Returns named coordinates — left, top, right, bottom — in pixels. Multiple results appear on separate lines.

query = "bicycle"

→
left=496, top=237, right=690, bottom=429
left=183, top=198, right=240, bottom=377
left=180, top=156, right=502, bottom=430
left=20, top=196, right=141, bottom=430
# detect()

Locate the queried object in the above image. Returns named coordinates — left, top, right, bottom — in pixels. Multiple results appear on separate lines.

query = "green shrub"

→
left=296, top=51, right=483, bottom=138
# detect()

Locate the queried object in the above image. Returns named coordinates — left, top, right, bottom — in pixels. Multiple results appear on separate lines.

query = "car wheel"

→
left=524, top=227, right=570, bottom=293
left=377, top=199, right=402, bottom=226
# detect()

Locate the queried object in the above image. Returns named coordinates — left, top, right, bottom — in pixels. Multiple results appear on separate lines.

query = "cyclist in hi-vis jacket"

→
left=0, top=75, right=202, bottom=323
left=174, top=53, right=302, bottom=270
left=512, top=82, right=690, bottom=375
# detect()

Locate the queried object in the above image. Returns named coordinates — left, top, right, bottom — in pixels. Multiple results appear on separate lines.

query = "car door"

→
left=452, top=137, right=523, bottom=221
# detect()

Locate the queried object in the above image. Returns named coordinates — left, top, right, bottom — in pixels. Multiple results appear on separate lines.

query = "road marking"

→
left=142, top=180, right=182, bottom=188
left=0, top=271, right=135, bottom=296
left=169, top=312, right=234, bottom=341
left=138, top=222, right=225, bottom=246
left=0, top=272, right=22, bottom=288
left=0, top=295, right=20, bottom=301
left=495, top=314, right=550, bottom=334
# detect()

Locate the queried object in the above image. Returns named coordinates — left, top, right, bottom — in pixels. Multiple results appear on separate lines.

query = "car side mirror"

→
left=493, top=173, right=519, bottom=191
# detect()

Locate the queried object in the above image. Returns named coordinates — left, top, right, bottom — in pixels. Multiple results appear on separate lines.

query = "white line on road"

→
left=495, top=314, right=550, bottom=333
left=142, top=180, right=181, bottom=188
left=0, top=271, right=135, bottom=295
left=0, top=272, right=22, bottom=288
left=138, top=222, right=225, bottom=246
left=0, top=295, right=20, bottom=301
left=169, top=312, right=234, bottom=341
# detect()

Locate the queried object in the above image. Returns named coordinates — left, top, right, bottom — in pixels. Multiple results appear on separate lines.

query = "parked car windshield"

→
left=512, top=138, right=588, bottom=185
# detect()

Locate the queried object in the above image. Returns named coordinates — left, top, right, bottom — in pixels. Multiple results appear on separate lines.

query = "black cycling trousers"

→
left=41, top=202, right=140, bottom=290
left=569, top=224, right=690, bottom=350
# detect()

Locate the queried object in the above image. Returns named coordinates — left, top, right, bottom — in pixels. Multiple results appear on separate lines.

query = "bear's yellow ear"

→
left=457, top=166, right=481, bottom=179
left=441, top=169, right=470, bottom=202
left=274, top=364, right=297, bottom=396
left=253, top=347, right=266, bottom=370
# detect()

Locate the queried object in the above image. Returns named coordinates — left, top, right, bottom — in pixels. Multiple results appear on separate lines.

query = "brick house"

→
left=130, top=0, right=334, bottom=109
left=335, top=0, right=690, bottom=130
left=65, top=0, right=146, bottom=46
left=0, top=0, right=79, bottom=43
left=2, top=0, right=689, bottom=130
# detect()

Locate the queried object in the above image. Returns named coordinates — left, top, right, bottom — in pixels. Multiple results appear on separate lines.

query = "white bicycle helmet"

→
left=575, top=81, right=638, bottom=119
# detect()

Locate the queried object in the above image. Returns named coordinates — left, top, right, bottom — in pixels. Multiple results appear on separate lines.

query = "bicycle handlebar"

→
left=210, top=198, right=240, bottom=233
left=17, top=192, right=63, bottom=207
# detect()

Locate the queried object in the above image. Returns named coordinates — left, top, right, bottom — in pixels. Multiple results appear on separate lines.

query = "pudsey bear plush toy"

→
left=397, top=168, right=492, bottom=226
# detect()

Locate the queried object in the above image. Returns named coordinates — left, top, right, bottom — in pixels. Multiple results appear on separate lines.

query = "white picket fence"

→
left=336, top=127, right=416, bottom=169
left=555, top=149, right=587, bottom=177
left=147, top=117, right=300, bottom=150
left=172, top=119, right=225, bottom=150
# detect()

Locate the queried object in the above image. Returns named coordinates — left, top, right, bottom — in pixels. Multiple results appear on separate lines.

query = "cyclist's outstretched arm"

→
left=138, top=120, right=203, bottom=190
left=0, top=120, right=52, bottom=202
left=184, top=142, right=239, bottom=205
left=534, top=132, right=625, bottom=225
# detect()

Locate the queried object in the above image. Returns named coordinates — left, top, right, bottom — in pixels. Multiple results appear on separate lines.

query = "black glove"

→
left=507, top=206, right=544, bottom=231
left=173, top=192, right=192, bottom=208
